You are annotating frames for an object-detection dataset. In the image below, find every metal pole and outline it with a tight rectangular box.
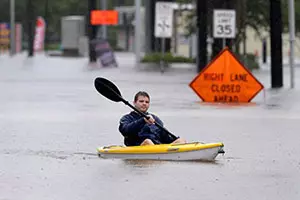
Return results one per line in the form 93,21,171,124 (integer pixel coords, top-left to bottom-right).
160,38,165,73
10,0,16,56
101,0,107,39
288,0,295,89
189,36,193,58
134,0,141,65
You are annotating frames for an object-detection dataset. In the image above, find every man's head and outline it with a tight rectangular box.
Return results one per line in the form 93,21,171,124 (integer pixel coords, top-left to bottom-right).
133,91,150,113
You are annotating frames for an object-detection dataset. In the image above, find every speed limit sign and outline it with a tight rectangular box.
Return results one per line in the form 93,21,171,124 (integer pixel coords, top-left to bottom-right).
213,9,236,38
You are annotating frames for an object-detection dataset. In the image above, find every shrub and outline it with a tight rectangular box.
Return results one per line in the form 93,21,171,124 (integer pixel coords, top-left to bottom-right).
236,53,260,70
141,52,195,63
140,52,259,70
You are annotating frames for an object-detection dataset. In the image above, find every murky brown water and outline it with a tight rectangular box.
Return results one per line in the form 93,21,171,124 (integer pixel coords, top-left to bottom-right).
1,53,300,200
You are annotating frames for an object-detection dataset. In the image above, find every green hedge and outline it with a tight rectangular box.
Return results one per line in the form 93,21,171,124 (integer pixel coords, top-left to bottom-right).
236,53,260,70
141,52,194,63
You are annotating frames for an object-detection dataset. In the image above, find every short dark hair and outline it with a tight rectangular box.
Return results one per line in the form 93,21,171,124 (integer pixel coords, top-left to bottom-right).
134,91,150,102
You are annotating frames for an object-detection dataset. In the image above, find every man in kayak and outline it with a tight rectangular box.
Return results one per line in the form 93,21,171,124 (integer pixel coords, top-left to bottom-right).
119,91,186,146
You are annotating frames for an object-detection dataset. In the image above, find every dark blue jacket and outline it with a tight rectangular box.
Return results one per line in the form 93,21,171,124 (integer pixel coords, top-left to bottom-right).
119,111,177,146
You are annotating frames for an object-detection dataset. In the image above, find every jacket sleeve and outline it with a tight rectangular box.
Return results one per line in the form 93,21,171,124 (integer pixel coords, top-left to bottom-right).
119,115,146,137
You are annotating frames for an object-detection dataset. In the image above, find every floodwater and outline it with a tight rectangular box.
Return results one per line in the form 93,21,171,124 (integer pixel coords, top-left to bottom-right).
1,53,300,200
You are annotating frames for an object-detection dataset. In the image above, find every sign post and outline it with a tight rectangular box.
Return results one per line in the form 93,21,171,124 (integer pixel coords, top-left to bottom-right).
213,9,236,48
155,2,173,73
100,0,107,39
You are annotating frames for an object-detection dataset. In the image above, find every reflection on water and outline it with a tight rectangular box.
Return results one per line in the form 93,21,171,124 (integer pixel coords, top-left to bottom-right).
121,159,167,168
199,101,259,108
120,158,225,169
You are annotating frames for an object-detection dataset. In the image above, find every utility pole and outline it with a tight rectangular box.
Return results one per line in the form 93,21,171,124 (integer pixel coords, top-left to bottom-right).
88,0,97,62
196,0,208,72
270,0,283,88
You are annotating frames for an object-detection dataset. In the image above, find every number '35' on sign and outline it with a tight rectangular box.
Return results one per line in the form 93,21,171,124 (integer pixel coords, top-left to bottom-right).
213,9,236,39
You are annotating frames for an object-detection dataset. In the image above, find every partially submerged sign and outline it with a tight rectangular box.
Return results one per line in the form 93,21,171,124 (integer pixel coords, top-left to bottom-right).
189,48,264,103
91,38,118,67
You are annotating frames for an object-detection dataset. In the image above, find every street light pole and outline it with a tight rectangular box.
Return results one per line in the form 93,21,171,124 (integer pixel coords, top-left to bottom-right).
288,0,295,89
10,0,16,56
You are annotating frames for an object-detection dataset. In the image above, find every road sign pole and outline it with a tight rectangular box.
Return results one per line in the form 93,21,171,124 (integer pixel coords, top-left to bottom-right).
160,37,165,73
223,38,226,49
101,0,107,39
288,0,295,89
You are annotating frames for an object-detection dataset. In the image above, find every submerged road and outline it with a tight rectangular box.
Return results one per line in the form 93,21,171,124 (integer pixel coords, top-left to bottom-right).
1,52,300,200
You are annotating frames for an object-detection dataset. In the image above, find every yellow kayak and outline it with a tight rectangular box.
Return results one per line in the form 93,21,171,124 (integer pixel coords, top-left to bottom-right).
97,142,225,161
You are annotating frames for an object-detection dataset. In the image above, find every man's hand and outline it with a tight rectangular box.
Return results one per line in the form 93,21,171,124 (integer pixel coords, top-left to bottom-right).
144,114,155,124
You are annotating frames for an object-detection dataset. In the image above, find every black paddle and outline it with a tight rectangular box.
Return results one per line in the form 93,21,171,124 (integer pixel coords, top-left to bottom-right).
94,77,178,139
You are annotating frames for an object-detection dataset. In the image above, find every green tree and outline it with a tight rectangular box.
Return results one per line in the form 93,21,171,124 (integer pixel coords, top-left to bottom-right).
177,0,300,53
0,0,136,44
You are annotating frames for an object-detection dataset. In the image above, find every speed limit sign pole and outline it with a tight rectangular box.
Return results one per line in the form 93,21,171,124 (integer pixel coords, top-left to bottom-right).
213,9,236,49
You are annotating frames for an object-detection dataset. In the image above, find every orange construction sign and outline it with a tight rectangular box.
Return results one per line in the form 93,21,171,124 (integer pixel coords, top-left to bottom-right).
189,48,264,103
90,10,118,25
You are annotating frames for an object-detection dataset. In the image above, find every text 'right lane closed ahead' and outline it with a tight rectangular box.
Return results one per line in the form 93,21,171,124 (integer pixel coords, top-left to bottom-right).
189,48,264,103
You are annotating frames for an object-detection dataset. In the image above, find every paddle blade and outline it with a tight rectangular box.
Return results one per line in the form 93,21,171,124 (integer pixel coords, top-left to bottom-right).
94,77,123,102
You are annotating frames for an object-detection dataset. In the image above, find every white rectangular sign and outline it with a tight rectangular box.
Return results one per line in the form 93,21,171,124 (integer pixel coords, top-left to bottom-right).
154,2,174,38
213,9,236,38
